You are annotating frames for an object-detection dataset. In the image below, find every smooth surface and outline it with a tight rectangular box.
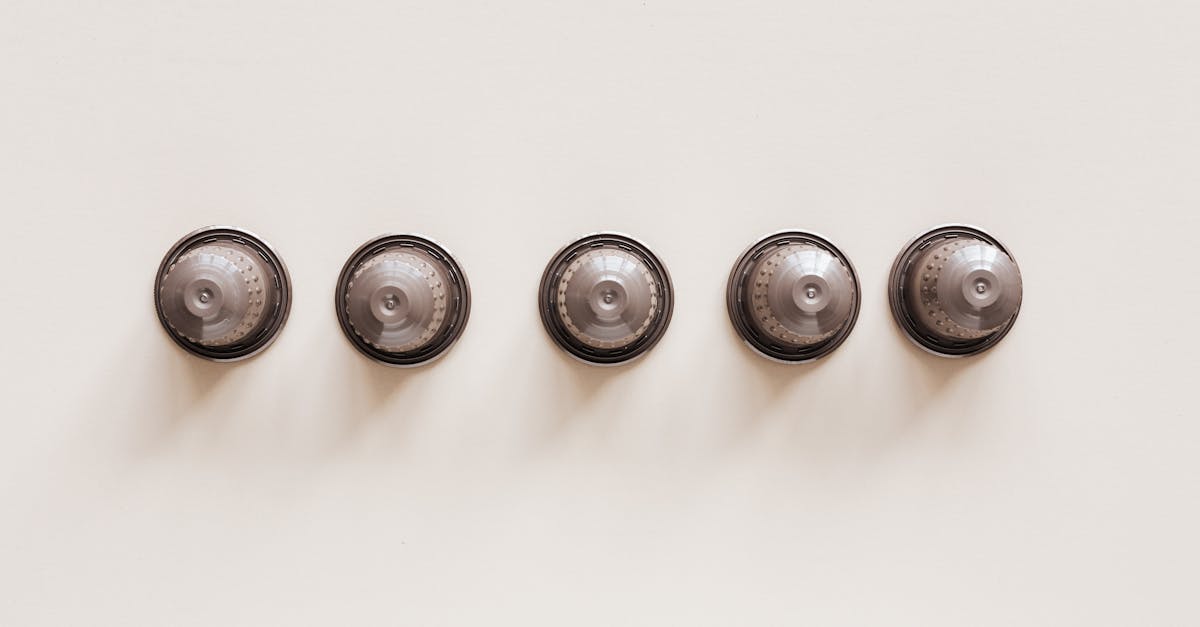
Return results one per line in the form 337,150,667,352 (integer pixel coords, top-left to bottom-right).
2,1,1198,624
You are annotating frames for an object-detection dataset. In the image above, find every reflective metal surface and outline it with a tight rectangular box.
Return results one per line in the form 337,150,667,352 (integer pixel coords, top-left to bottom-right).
538,233,673,365
154,226,292,361
335,234,470,367
888,224,1022,356
727,231,860,362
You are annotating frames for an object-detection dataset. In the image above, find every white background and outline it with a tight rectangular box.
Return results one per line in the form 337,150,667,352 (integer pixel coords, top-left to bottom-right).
2,0,1198,624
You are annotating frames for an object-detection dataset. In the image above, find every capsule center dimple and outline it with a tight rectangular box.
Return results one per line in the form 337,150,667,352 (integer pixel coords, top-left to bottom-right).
198,288,212,304
975,281,987,294
383,295,397,310
602,291,615,304
805,287,817,299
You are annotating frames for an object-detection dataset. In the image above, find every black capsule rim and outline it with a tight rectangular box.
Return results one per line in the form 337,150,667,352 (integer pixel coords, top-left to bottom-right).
887,224,1021,357
726,230,861,363
335,233,471,367
154,225,293,362
538,232,674,366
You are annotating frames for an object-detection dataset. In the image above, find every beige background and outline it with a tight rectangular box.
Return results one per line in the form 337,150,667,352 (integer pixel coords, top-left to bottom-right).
2,0,1198,624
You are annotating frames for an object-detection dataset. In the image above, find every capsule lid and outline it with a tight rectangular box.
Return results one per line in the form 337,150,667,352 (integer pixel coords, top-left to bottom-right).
335,234,470,367
154,226,292,361
888,224,1022,357
726,231,860,363
539,233,673,365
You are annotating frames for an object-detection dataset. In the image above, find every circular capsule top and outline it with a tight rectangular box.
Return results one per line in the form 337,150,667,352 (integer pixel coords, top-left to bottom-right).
888,224,1022,356
335,234,470,367
154,226,292,361
538,233,673,365
727,231,860,362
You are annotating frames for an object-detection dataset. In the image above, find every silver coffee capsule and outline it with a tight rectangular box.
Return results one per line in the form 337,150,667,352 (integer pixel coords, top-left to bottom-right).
538,233,673,365
726,231,860,362
335,234,470,366
154,226,292,361
888,224,1022,356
